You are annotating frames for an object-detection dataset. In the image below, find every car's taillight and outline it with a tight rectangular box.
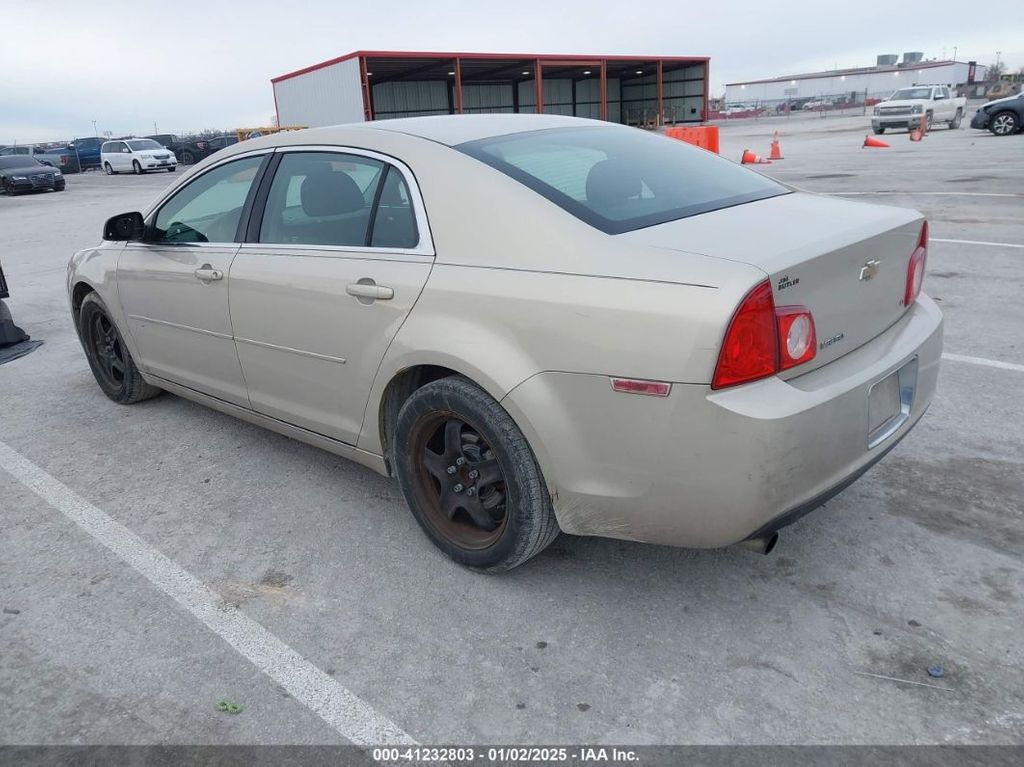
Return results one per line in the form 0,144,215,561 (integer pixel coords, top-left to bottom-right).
776,307,816,370
712,281,778,389
904,220,928,307
196,141,207,149
59,156,68,165
712,280,817,390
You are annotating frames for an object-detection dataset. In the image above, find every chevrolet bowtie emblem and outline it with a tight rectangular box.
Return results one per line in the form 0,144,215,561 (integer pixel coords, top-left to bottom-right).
859,259,881,281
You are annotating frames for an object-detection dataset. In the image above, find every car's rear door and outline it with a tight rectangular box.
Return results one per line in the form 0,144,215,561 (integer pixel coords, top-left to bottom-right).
117,151,270,406
228,147,433,445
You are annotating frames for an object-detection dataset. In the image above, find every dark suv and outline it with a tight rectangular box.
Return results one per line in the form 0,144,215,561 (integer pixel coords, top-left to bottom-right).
147,133,239,165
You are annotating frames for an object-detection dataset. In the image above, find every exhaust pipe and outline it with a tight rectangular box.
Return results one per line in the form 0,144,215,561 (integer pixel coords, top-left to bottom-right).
737,531,778,555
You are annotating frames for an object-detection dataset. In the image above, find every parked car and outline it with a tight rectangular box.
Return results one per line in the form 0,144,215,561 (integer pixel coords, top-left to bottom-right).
68,115,942,571
101,138,177,174
0,156,66,195
173,134,239,165
802,99,828,111
871,85,965,133
67,137,105,170
0,144,80,173
970,91,1023,136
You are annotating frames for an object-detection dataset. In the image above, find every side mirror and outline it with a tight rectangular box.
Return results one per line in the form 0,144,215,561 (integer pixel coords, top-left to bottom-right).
104,212,145,241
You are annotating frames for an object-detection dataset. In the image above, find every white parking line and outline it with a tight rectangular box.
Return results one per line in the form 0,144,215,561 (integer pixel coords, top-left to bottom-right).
932,238,1024,250
942,353,1024,373
0,439,416,747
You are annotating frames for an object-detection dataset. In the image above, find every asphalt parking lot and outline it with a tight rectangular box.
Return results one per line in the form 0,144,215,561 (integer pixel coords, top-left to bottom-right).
1,114,1022,746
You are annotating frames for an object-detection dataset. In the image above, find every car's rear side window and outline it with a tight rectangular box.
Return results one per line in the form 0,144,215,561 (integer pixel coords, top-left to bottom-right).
457,126,788,234
257,151,419,250
258,152,385,247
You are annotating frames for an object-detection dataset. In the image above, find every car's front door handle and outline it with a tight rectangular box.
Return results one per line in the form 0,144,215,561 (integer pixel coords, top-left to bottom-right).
346,282,394,301
194,266,223,282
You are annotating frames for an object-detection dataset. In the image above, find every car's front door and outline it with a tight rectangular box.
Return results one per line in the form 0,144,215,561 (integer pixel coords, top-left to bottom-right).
228,148,433,444
117,152,268,406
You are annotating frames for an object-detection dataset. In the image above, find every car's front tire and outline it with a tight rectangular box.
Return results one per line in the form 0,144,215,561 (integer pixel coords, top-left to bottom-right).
394,376,559,572
989,111,1019,136
181,150,195,165
132,160,143,175
78,293,161,405
3,179,18,195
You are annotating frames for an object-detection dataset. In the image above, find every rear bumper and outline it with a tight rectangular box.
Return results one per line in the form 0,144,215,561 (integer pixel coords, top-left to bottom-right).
502,295,943,549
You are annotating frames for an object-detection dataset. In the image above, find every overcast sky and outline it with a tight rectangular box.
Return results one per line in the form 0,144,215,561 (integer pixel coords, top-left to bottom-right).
2,0,1020,143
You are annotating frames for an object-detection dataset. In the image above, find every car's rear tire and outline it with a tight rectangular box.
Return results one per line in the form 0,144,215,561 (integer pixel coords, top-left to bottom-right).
873,127,885,135
104,162,115,175
132,160,143,175
181,150,195,165
989,111,1019,136
393,375,559,572
78,293,161,405
949,109,963,129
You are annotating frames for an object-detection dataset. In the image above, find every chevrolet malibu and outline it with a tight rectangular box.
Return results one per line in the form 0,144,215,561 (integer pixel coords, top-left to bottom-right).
67,115,943,571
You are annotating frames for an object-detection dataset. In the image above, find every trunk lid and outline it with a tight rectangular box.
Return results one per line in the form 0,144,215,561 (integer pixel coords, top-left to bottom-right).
620,191,924,374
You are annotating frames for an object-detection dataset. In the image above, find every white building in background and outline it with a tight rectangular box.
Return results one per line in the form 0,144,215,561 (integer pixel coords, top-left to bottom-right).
725,54,988,106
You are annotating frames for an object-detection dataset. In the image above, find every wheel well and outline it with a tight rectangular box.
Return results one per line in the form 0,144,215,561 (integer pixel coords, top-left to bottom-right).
71,282,95,319
379,364,459,474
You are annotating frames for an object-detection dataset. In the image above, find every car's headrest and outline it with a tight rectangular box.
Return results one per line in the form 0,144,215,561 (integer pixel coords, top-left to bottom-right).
300,170,364,217
585,159,641,208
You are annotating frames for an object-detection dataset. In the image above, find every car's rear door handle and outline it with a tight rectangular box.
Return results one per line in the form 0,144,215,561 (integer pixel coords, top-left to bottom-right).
346,282,394,301
194,266,223,282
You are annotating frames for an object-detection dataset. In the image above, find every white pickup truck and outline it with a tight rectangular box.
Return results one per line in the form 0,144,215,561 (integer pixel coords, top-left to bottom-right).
871,85,965,134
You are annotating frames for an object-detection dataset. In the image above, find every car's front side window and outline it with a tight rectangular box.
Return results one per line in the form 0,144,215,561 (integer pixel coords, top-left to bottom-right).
258,151,387,248
152,155,264,244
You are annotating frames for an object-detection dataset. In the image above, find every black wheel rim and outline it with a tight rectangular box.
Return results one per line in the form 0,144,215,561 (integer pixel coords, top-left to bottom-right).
88,311,127,388
409,412,509,549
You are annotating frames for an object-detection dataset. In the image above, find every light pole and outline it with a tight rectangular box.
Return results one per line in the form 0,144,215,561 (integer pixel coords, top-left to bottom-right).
92,120,98,137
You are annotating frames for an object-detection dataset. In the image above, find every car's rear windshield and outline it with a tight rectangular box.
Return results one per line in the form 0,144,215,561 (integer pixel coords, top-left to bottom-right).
128,139,162,151
456,126,788,234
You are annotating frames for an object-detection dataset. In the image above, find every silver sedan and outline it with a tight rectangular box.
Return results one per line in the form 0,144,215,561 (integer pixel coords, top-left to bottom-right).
67,115,943,570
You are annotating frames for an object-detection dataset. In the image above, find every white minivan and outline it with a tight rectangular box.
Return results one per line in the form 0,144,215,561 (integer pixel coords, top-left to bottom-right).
101,139,177,174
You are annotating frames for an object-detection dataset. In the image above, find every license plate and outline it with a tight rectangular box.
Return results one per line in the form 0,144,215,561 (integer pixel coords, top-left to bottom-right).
867,357,918,448
868,372,899,433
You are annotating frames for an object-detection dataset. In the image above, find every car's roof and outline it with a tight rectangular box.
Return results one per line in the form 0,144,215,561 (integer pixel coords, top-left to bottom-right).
256,114,616,152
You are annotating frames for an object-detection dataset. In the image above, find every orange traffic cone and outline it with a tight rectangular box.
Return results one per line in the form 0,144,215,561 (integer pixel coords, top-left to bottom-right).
863,135,890,148
741,149,771,164
768,131,783,160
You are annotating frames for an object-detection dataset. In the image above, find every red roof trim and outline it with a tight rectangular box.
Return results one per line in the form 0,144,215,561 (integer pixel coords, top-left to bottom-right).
272,50,709,84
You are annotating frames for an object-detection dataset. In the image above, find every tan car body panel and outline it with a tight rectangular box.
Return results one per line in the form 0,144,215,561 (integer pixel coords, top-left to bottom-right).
68,115,943,549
